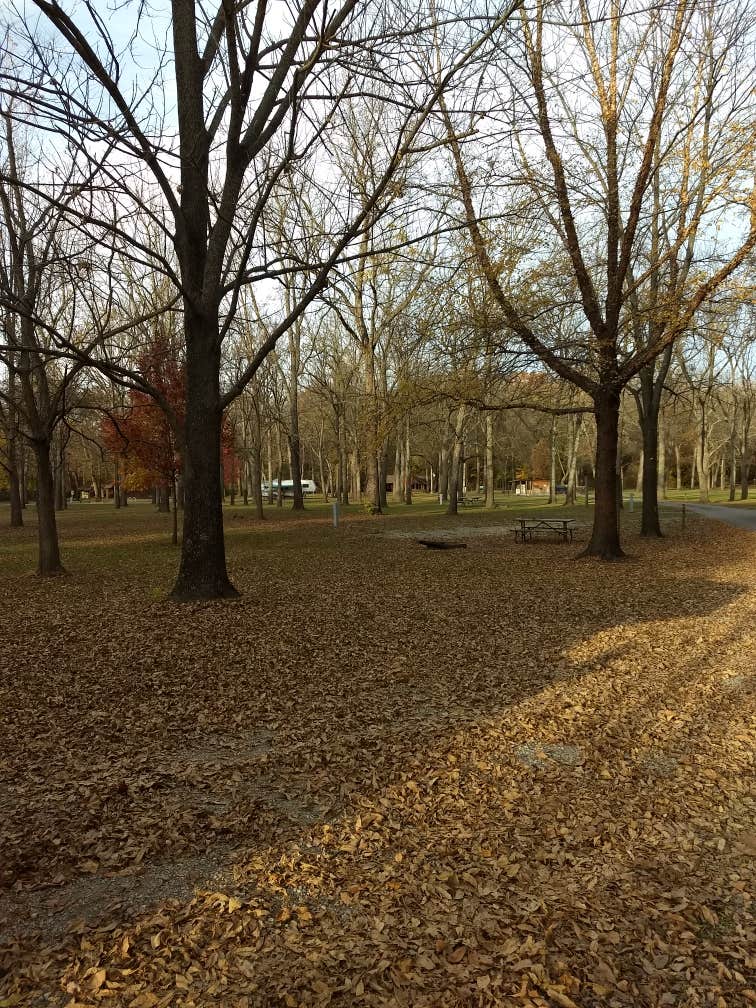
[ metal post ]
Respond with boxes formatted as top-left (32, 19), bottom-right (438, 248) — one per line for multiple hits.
top-left (629, 493), bottom-right (634, 512)
top-left (681, 502), bottom-right (686, 531)
top-left (332, 500), bottom-right (340, 528)
top-left (439, 493), bottom-right (443, 506)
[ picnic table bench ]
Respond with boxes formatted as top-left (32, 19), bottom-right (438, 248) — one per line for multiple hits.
top-left (460, 496), bottom-right (483, 507)
top-left (515, 517), bottom-right (576, 543)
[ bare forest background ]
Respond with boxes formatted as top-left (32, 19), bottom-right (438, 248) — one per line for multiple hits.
top-left (0, 0), bottom-right (754, 596)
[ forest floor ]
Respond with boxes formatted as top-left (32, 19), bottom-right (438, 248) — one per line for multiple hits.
top-left (0, 501), bottom-right (754, 1008)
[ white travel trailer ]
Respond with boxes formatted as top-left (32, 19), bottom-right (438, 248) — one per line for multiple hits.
top-left (261, 479), bottom-right (317, 497)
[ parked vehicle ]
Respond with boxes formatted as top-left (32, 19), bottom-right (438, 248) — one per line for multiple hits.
top-left (261, 480), bottom-right (317, 497)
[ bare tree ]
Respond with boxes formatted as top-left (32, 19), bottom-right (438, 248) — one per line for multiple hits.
top-left (441, 0), bottom-right (756, 557)
top-left (3, 0), bottom-right (520, 598)
top-left (0, 112), bottom-right (92, 573)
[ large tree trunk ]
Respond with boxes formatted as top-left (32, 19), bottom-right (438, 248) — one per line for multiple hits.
top-left (636, 346), bottom-right (672, 536)
top-left (32, 438), bottom-right (65, 576)
top-left (640, 416), bottom-right (662, 536)
top-left (171, 332), bottom-right (237, 600)
top-left (581, 390), bottom-right (624, 559)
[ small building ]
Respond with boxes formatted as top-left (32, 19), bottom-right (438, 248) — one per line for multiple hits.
top-left (385, 473), bottom-right (429, 493)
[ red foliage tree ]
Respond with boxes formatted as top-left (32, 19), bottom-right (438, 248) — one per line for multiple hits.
top-left (101, 331), bottom-right (185, 498)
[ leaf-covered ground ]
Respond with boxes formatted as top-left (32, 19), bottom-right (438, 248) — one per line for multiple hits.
top-left (0, 502), bottom-right (754, 1007)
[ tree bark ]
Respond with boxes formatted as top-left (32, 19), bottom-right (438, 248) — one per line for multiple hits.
top-left (580, 391), bottom-right (624, 559)
top-left (636, 345), bottom-right (672, 537)
top-left (640, 414), bottom-right (663, 536)
top-left (171, 331), bottom-right (237, 600)
top-left (32, 438), bottom-right (65, 576)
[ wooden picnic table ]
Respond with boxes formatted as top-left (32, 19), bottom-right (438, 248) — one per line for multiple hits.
top-left (515, 516), bottom-right (576, 543)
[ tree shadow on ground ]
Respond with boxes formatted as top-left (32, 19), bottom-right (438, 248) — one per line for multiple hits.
top-left (0, 517), bottom-right (753, 1005)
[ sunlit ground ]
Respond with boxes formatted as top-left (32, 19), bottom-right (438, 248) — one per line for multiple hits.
top-left (0, 500), bottom-right (754, 1007)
